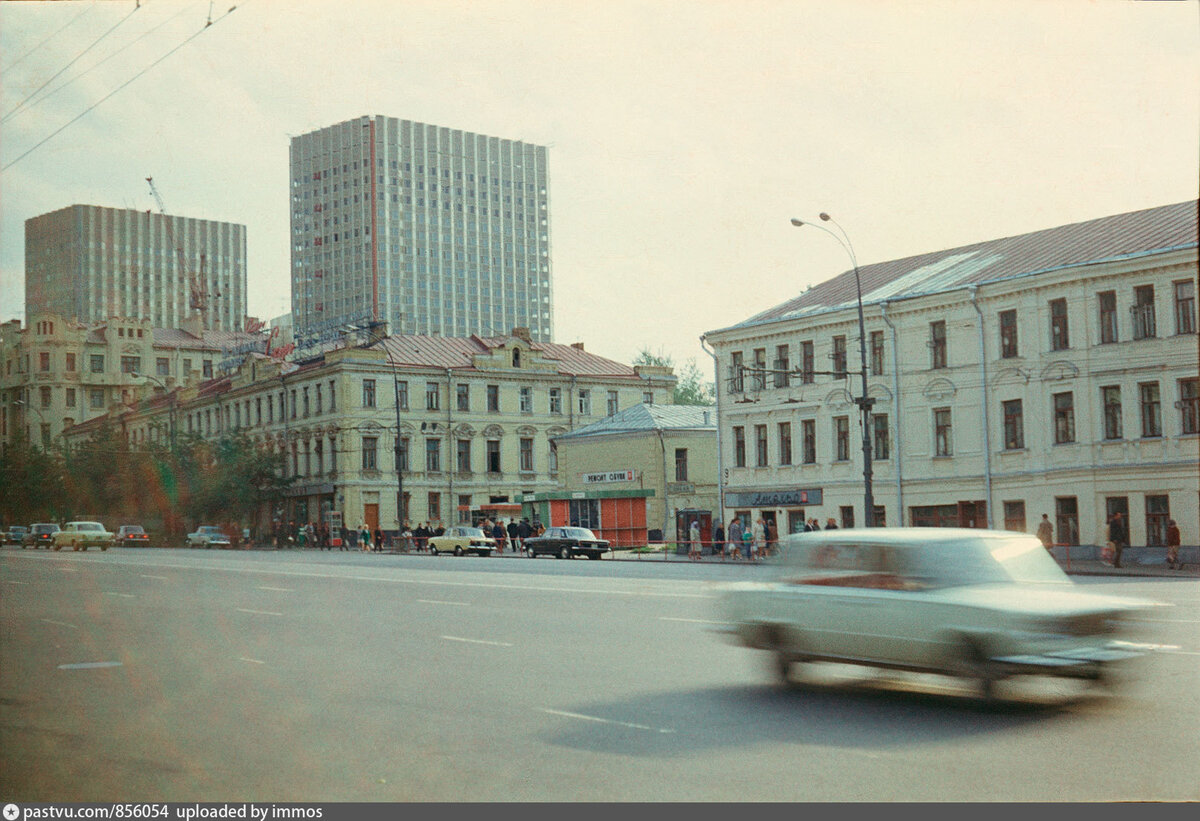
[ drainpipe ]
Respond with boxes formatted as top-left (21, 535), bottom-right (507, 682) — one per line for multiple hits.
top-left (968, 285), bottom-right (994, 529)
top-left (879, 302), bottom-right (903, 524)
top-left (700, 335), bottom-right (724, 529)
top-left (657, 427), bottom-right (670, 551)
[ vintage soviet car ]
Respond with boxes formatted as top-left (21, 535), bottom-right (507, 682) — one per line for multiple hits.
top-left (116, 525), bottom-right (151, 547)
top-left (525, 526), bottom-right (611, 560)
top-left (5, 525), bottom-right (28, 545)
top-left (24, 523), bottom-right (60, 548)
top-left (187, 525), bottom-right (232, 549)
top-left (52, 521), bottom-right (114, 552)
top-left (427, 526), bottom-right (495, 557)
top-left (715, 528), bottom-right (1163, 700)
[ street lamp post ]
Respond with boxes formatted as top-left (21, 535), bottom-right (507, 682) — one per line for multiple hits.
top-left (132, 371), bottom-right (176, 449)
top-left (14, 398), bottom-right (49, 449)
top-left (790, 213), bottom-right (875, 527)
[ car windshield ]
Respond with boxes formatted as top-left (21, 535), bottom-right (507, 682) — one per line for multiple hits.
top-left (460, 527), bottom-right (486, 537)
top-left (200, 527), bottom-right (222, 534)
top-left (561, 528), bottom-right (598, 539)
top-left (74, 523), bottom-right (103, 531)
top-left (906, 535), bottom-right (1070, 588)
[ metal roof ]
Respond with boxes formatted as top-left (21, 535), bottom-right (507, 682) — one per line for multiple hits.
top-left (373, 333), bottom-right (642, 378)
top-left (555, 403), bottom-right (717, 440)
top-left (720, 200), bottom-right (1198, 332)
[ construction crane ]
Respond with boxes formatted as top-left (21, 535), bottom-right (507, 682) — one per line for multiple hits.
top-left (146, 176), bottom-right (214, 317)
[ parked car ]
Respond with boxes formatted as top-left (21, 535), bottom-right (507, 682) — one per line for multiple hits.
top-left (525, 526), bottom-right (611, 560)
top-left (715, 528), bottom-right (1164, 702)
top-left (23, 523), bottom-right (60, 549)
top-left (187, 526), bottom-right (232, 549)
top-left (52, 521), bottom-right (114, 552)
top-left (116, 525), bottom-right (151, 547)
top-left (5, 525), bottom-right (28, 545)
top-left (426, 526), bottom-right (496, 557)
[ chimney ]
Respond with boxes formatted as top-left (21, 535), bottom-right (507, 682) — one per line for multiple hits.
top-left (571, 342), bottom-right (585, 351)
top-left (512, 326), bottom-right (532, 343)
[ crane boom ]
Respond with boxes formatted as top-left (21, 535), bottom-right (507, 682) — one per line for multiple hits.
top-left (146, 176), bottom-right (210, 316)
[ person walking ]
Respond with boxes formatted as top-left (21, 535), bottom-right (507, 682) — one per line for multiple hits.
top-left (751, 517), bottom-right (765, 561)
top-left (825, 518), bottom-right (838, 530)
top-left (688, 519), bottom-right (702, 561)
top-left (1036, 514), bottom-right (1054, 550)
top-left (726, 518), bottom-right (742, 560)
top-left (1109, 511), bottom-right (1127, 568)
top-left (374, 527), bottom-right (384, 552)
top-left (712, 521), bottom-right (725, 560)
top-left (518, 518), bottom-right (532, 552)
top-left (507, 519), bottom-right (521, 553)
top-left (1166, 519), bottom-right (1182, 570)
top-left (492, 519), bottom-right (507, 552)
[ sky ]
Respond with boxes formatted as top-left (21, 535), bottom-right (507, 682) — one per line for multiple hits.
top-left (1, 0), bottom-right (1197, 376)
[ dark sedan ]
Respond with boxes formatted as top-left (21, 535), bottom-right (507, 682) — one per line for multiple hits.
top-left (525, 526), bottom-right (611, 560)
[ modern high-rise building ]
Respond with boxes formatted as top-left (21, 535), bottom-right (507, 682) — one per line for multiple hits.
top-left (25, 204), bottom-right (247, 332)
top-left (289, 116), bottom-right (553, 344)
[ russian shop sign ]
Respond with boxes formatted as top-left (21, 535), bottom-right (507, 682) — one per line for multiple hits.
top-left (582, 469), bottom-right (635, 484)
top-left (724, 488), bottom-right (823, 508)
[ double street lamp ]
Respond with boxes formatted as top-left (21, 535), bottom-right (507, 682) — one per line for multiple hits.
top-left (790, 213), bottom-right (875, 527)
top-left (131, 371), bottom-right (176, 449)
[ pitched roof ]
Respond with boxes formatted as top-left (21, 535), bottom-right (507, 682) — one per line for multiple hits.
top-left (373, 334), bottom-right (641, 377)
top-left (721, 200), bottom-right (1198, 332)
top-left (555, 403), bottom-right (717, 440)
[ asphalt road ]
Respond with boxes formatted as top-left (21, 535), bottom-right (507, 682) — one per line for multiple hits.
top-left (2, 548), bottom-right (1197, 802)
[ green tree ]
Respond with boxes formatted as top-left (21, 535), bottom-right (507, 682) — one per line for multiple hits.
top-left (633, 348), bottom-right (714, 406)
top-left (0, 435), bottom-right (66, 525)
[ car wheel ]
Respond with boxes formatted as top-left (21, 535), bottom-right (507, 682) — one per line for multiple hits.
top-left (454, 546), bottom-right (464, 557)
top-left (559, 546), bottom-right (571, 560)
top-left (526, 546), bottom-right (536, 558)
top-left (957, 637), bottom-right (1000, 704)
top-left (430, 545), bottom-right (439, 556)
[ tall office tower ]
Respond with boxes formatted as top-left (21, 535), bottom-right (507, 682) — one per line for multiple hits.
top-left (289, 116), bottom-right (553, 342)
top-left (25, 204), bottom-right (247, 331)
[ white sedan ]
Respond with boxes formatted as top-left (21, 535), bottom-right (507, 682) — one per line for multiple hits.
top-left (426, 526), bottom-right (496, 557)
top-left (52, 521), bottom-right (114, 552)
top-left (716, 528), bottom-right (1165, 701)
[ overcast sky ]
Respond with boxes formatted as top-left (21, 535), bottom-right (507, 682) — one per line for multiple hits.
top-left (2, 0), bottom-right (1197, 373)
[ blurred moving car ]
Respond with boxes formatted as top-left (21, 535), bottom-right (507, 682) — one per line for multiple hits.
top-left (52, 521), bottom-right (114, 552)
top-left (5, 525), bottom-right (28, 545)
top-left (426, 526), bottom-right (495, 557)
top-left (187, 525), bottom-right (232, 549)
top-left (23, 523), bottom-right (61, 549)
top-left (116, 525), bottom-right (151, 547)
top-left (715, 528), bottom-right (1165, 701)
top-left (524, 526), bottom-right (611, 560)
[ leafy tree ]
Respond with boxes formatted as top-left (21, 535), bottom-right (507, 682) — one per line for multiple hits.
top-left (633, 348), bottom-right (715, 406)
top-left (0, 436), bottom-right (66, 525)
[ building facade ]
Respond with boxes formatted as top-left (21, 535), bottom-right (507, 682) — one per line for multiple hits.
top-left (1, 311), bottom-right (265, 451)
top-left (65, 326), bottom-right (676, 537)
top-left (703, 201), bottom-right (1198, 552)
top-left (289, 116), bottom-right (552, 345)
top-left (25, 204), bottom-right (247, 331)
top-left (524, 403), bottom-right (718, 547)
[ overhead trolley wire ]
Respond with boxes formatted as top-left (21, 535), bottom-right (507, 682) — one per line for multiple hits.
top-left (0, 0), bottom-right (97, 74)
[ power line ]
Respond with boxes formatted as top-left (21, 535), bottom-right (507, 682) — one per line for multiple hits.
top-left (0, 0), bottom-right (97, 74)
top-left (1, 4), bottom-right (239, 173)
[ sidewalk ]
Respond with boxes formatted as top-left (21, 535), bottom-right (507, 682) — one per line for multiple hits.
top-left (1055, 557), bottom-right (1198, 578)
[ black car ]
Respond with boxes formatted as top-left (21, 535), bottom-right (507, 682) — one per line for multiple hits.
top-left (525, 526), bottom-right (611, 560)
top-left (23, 523), bottom-right (60, 549)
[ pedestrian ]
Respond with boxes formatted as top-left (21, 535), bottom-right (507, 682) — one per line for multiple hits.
top-left (825, 518), bottom-right (838, 530)
top-left (712, 521), bottom-right (725, 559)
top-left (518, 518), bottom-right (532, 552)
top-left (1036, 514), bottom-right (1053, 550)
top-left (766, 519), bottom-right (779, 558)
top-left (492, 519), bottom-right (507, 552)
top-left (726, 518), bottom-right (742, 560)
top-left (688, 519), bottom-right (702, 560)
top-left (347, 526), bottom-right (359, 551)
top-left (742, 524), bottom-right (754, 560)
top-left (1166, 519), bottom-right (1182, 570)
top-left (1109, 512), bottom-right (1127, 568)
top-left (305, 522), bottom-right (315, 549)
top-left (374, 527), bottom-right (384, 552)
top-left (751, 517), bottom-right (765, 561)
top-left (507, 518), bottom-right (520, 553)
top-left (360, 523), bottom-right (372, 552)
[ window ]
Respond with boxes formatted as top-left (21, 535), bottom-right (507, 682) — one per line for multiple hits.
top-left (872, 413), bottom-right (889, 460)
top-left (90, 388), bottom-right (105, 409)
top-left (395, 380), bottom-right (408, 410)
top-left (755, 424), bottom-right (768, 467)
top-left (1055, 497), bottom-right (1079, 546)
top-left (156, 357), bottom-right (169, 377)
top-left (730, 352), bottom-right (744, 393)
top-left (577, 389), bottom-right (591, 415)
top-left (487, 439), bottom-right (501, 473)
top-left (1002, 399), bottom-right (1024, 450)
top-left (90, 355), bottom-right (105, 373)
top-left (1098, 290), bottom-right (1118, 344)
top-left (487, 384), bottom-right (500, 412)
top-left (549, 387), bottom-right (562, 414)
top-left (606, 390), bottom-right (618, 416)
top-left (423, 381), bottom-right (438, 411)
top-left (329, 380), bottom-right (337, 411)
top-left (1139, 382), bottom-right (1161, 437)
top-left (456, 439), bottom-right (472, 473)
top-left (1102, 386), bottom-right (1122, 440)
top-left (675, 447), bottom-right (689, 481)
top-left (774, 345), bottom-right (790, 387)
top-left (643, 391), bottom-right (653, 404)
top-left (303, 387), bottom-right (310, 417)
top-left (39, 352), bottom-right (50, 372)
top-left (39, 386), bottom-right (51, 408)
top-left (929, 321), bottom-right (947, 369)
top-left (934, 408), bottom-right (953, 456)
top-left (1132, 285), bottom-right (1156, 340)
top-left (519, 437), bottom-right (534, 472)
top-left (362, 436), bottom-right (378, 470)
top-left (1145, 495), bottom-right (1170, 546)
top-left (395, 436), bottom-right (409, 471)
top-left (66, 353), bottom-right (76, 372)
top-left (733, 426), bottom-right (746, 467)
top-left (1180, 378), bottom-right (1199, 435)
top-left (1003, 500), bottom-right (1026, 533)
top-left (65, 388), bottom-right (76, 408)
top-left (202, 359), bottom-right (213, 378)
top-left (1049, 298), bottom-right (1069, 350)
top-left (839, 506), bottom-right (855, 529)
top-left (802, 419), bottom-right (816, 464)
top-left (800, 341), bottom-right (814, 384)
top-left (290, 390), bottom-right (297, 419)
top-left (834, 416), bottom-right (850, 461)
top-left (456, 384), bottom-right (470, 412)
top-left (999, 310), bottom-right (1018, 358)
top-left (870, 331), bottom-right (884, 375)
top-left (315, 384), bottom-right (323, 414)
top-left (427, 492), bottom-right (440, 522)
top-left (425, 438), bottom-right (441, 472)
top-left (1175, 279), bottom-right (1196, 335)
top-left (777, 423), bottom-right (792, 466)
top-left (1053, 391), bottom-right (1075, 444)
top-left (752, 348), bottom-right (766, 391)
top-left (832, 336), bottom-right (847, 378)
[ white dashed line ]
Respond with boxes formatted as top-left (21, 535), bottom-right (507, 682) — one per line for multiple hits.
top-left (419, 599), bottom-right (470, 606)
top-left (659, 617), bottom-right (728, 625)
top-left (441, 635), bottom-right (512, 647)
top-left (104, 592), bottom-right (135, 598)
top-left (257, 586), bottom-right (294, 592)
top-left (58, 661), bottom-right (122, 670)
top-left (3, 580), bottom-right (29, 585)
top-left (236, 608), bottom-right (283, 616)
top-left (140, 575), bottom-right (169, 580)
top-left (239, 657), bottom-right (266, 664)
top-left (541, 708), bottom-right (675, 734)
top-left (41, 618), bottom-right (78, 630)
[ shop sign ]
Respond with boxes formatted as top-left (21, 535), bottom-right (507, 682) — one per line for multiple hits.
top-left (667, 482), bottom-right (694, 495)
top-left (582, 469), bottom-right (635, 484)
top-left (724, 488), bottom-right (822, 508)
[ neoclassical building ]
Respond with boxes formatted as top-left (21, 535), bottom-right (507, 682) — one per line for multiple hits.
top-left (64, 325), bottom-right (676, 536)
top-left (702, 201), bottom-right (1197, 552)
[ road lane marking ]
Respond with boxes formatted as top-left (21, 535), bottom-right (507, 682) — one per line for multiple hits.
top-left (58, 661), bottom-right (122, 670)
top-left (239, 657), bottom-right (266, 664)
top-left (140, 575), bottom-right (169, 580)
top-left (236, 608), bottom-right (283, 616)
top-left (41, 618), bottom-right (78, 629)
top-left (659, 617), bottom-right (728, 625)
top-left (419, 599), bottom-right (470, 606)
top-left (3, 580), bottom-right (29, 585)
top-left (104, 592), bottom-right (135, 598)
top-left (1129, 618), bottom-right (1200, 624)
top-left (1160, 648), bottom-right (1200, 656)
top-left (257, 586), bottom-right (294, 592)
top-left (541, 708), bottom-right (675, 734)
top-left (441, 635), bottom-right (512, 647)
